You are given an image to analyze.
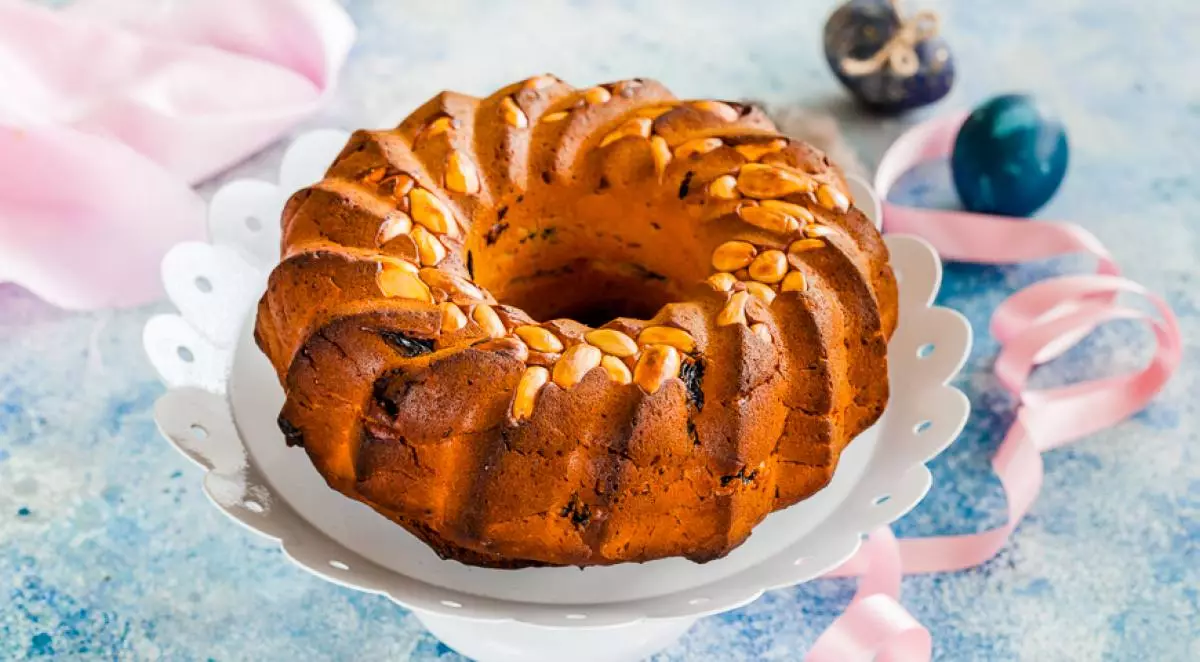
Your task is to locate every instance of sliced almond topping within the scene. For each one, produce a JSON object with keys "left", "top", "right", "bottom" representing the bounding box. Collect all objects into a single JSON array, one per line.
[
  {"left": 377, "top": 212, "right": 413, "bottom": 245},
  {"left": 804, "top": 224, "right": 838, "bottom": 239},
  {"left": 599, "top": 117, "right": 653, "bottom": 148},
  {"left": 361, "top": 166, "right": 387, "bottom": 184},
  {"left": 708, "top": 175, "right": 740, "bottom": 200},
  {"left": 600, "top": 355, "right": 633, "bottom": 385},
  {"left": 691, "top": 100, "right": 740, "bottom": 122},
  {"left": 421, "top": 116, "right": 454, "bottom": 142},
  {"left": 526, "top": 351, "right": 562, "bottom": 367},
  {"left": 816, "top": 183, "right": 850, "bottom": 213},
  {"left": 734, "top": 139, "right": 788, "bottom": 162},
  {"left": 650, "top": 135, "right": 672, "bottom": 179},
  {"left": 584, "top": 329, "right": 639, "bottom": 358},
  {"left": 737, "top": 205, "right": 800, "bottom": 235},
  {"left": 381, "top": 173, "right": 415, "bottom": 200},
  {"left": 711, "top": 240, "right": 758, "bottom": 272},
  {"left": 514, "top": 325, "right": 565, "bottom": 353},
  {"left": 786, "top": 238, "right": 826, "bottom": 268},
  {"left": 383, "top": 257, "right": 420, "bottom": 275},
  {"left": 445, "top": 151, "right": 480, "bottom": 194},
  {"left": 421, "top": 268, "right": 486, "bottom": 303},
  {"left": 377, "top": 261, "right": 432, "bottom": 301},
  {"left": 637, "top": 326, "right": 696, "bottom": 353},
  {"left": 456, "top": 278, "right": 486, "bottom": 302},
  {"left": 408, "top": 188, "right": 458, "bottom": 237},
  {"left": 524, "top": 74, "right": 557, "bottom": 90},
  {"left": 440, "top": 302, "right": 467, "bottom": 332},
  {"left": 552, "top": 343, "right": 603, "bottom": 388},
  {"left": 501, "top": 96, "right": 528, "bottom": 129},
  {"left": 582, "top": 86, "right": 612, "bottom": 105},
  {"left": 479, "top": 336, "right": 529, "bottom": 362},
  {"left": 542, "top": 110, "right": 571, "bottom": 123},
  {"left": 743, "top": 281, "right": 777, "bottom": 305},
  {"left": 760, "top": 199, "right": 816, "bottom": 224},
  {"left": 781, "top": 270, "right": 809, "bottom": 292},
  {"left": 633, "top": 344, "right": 681, "bottom": 394},
  {"left": 716, "top": 290, "right": 750, "bottom": 326},
  {"left": 750, "top": 323, "right": 772, "bottom": 343},
  {"left": 706, "top": 272, "right": 738, "bottom": 292},
  {"left": 635, "top": 104, "right": 677, "bottom": 119},
  {"left": 748, "top": 250, "right": 788, "bottom": 284},
  {"left": 736, "top": 163, "right": 814, "bottom": 199},
  {"left": 512, "top": 366, "right": 550, "bottom": 421},
  {"left": 674, "top": 137, "right": 723, "bottom": 159},
  {"left": 410, "top": 225, "right": 447, "bottom": 266},
  {"left": 471, "top": 304, "right": 507, "bottom": 339}
]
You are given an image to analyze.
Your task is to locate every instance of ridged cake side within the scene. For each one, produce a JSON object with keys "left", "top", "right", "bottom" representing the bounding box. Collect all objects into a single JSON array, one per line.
[{"left": 255, "top": 76, "right": 898, "bottom": 567}]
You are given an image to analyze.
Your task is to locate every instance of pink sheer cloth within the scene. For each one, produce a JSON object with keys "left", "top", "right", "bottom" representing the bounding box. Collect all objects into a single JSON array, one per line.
[
  {"left": 0, "top": 0, "right": 354, "bottom": 309},
  {"left": 805, "top": 113, "right": 1180, "bottom": 661}
]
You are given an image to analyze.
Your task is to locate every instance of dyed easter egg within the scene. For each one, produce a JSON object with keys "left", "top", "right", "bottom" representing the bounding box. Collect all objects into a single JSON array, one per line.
[
  {"left": 951, "top": 94, "right": 1069, "bottom": 217},
  {"left": 823, "top": 0, "right": 954, "bottom": 113}
]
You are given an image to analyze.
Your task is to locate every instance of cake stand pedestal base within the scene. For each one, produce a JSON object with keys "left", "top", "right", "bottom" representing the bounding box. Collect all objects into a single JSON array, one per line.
[{"left": 415, "top": 611, "right": 699, "bottom": 662}]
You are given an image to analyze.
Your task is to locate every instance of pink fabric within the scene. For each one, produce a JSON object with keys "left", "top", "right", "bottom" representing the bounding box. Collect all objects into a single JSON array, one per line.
[
  {"left": 0, "top": 0, "right": 354, "bottom": 309},
  {"left": 806, "top": 114, "right": 1180, "bottom": 661}
]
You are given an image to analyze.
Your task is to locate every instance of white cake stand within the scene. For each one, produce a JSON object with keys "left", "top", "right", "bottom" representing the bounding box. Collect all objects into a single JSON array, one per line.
[{"left": 144, "top": 131, "right": 971, "bottom": 662}]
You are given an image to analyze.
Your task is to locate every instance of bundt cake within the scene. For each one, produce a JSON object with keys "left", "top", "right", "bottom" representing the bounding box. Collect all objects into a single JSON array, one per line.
[{"left": 255, "top": 76, "right": 898, "bottom": 568}]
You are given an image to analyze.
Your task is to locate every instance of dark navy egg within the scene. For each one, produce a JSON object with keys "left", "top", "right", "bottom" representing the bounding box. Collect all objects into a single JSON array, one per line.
[
  {"left": 823, "top": 0, "right": 955, "bottom": 113},
  {"left": 951, "top": 94, "right": 1069, "bottom": 217}
]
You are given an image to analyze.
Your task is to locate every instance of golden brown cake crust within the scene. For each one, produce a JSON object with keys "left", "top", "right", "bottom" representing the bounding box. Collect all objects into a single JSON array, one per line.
[{"left": 254, "top": 76, "right": 898, "bottom": 568}]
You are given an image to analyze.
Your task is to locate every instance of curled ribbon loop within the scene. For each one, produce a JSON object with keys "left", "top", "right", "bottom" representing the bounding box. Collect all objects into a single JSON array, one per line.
[
  {"left": 805, "top": 114, "right": 1181, "bottom": 660},
  {"left": 840, "top": 8, "right": 940, "bottom": 78},
  {"left": 807, "top": 529, "right": 932, "bottom": 662}
]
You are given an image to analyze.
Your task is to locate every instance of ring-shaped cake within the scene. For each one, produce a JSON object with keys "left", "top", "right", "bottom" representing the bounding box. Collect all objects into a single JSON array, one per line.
[{"left": 254, "top": 76, "right": 898, "bottom": 568}]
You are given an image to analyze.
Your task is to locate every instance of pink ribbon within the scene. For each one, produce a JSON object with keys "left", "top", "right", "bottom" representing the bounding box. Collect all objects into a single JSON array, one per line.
[
  {"left": 805, "top": 114, "right": 1181, "bottom": 661},
  {"left": 0, "top": 0, "right": 354, "bottom": 309}
]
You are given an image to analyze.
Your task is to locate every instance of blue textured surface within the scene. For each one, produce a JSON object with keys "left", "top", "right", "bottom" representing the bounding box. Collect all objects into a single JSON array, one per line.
[{"left": 2, "top": 0, "right": 1198, "bottom": 659}]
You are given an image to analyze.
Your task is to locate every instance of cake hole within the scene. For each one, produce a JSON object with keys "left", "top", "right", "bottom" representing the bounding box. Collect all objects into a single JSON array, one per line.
[
  {"left": 688, "top": 597, "right": 710, "bottom": 606},
  {"left": 440, "top": 600, "right": 463, "bottom": 609},
  {"left": 243, "top": 500, "right": 264, "bottom": 513},
  {"left": 487, "top": 258, "right": 685, "bottom": 327},
  {"left": 189, "top": 424, "right": 208, "bottom": 440},
  {"left": 914, "top": 420, "right": 932, "bottom": 435},
  {"left": 793, "top": 557, "right": 808, "bottom": 566},
  {"left": 565, "top": 614, "right": 588, "bottom": 620},
  {"left": 245, "top": 216, "right": 263, "bottom": 233},
  {"left": 469, "top": 195, "right": 701, "bottom": 326},
  {"left": 917, "top": 343, "right": 936, "bottom": 358},
  {"left": 194, "top": 276, "right": 213, "bottom": 293},
  {"left": 329, "top": 560, "right": 349, "bottom": 571},
  {"left": 177, "top": 346, "right": 195, "bottom": 363},
  {"left": 873, "top": 494, "right": 892, "bottom": 506}
]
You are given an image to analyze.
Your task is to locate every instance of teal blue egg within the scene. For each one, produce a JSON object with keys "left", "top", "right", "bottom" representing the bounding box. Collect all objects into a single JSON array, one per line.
[{"left": 951, "top": 94, "right": 1069, "bottom": 217}]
